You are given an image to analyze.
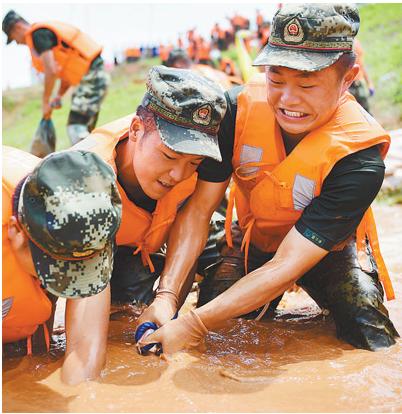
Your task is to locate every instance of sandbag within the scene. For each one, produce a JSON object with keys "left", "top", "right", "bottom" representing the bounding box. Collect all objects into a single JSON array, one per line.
[{"left": 30, "top": 118, "right": 56, "bottom": 158}]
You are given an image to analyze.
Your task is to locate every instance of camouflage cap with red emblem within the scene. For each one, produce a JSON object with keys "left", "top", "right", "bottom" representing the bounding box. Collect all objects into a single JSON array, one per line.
[
  {"left": 141, "top": 65, "right": 227, "bottom": 162},
  {"left": 253, "top": 3, "right": 360, "bottom": 71}
]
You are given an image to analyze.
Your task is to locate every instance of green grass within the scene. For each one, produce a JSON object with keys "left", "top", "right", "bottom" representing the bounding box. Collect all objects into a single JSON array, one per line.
[
  {"left": 2, "top": 59, "right": 157, "bottom": 152},
  {"left": 358, "top": 3, "right": 402, "bottom": 129},
  {"left": 2, "top": 5, "right": 402, "bottom": 150}
]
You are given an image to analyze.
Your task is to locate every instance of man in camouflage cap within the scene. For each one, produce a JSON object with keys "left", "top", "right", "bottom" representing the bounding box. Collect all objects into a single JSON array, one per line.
[
  {"left": 137, "top": 4, "right": 399, "bottom": 356},
  {"left": 2, "top": 10, "right": 110, "bottom": 149},
  {"left": 3, "top": 146, "right": 122, "bottom": 384},
  {"left": 69, "top": 66, "right": 226, "bottom": 345}
]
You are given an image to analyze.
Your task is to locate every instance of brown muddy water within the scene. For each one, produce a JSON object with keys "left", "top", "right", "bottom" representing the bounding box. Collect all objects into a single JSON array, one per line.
[{"left": 3, "top": 204, "right": 402, "bottom": 413}]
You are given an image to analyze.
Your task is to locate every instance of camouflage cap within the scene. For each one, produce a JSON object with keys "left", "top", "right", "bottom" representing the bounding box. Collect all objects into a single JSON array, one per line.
[
  {"left": 2, "top": 10, "right": 26, "bottom": 44},
  {"left": 253, "top": 4, "right": 360, "bottom": 71},
  {"left": 16, "top": 150, "right": 122, "bottom": 298},
  {"left": 141, "top": 65, "right": 227, "bottom": 162}
]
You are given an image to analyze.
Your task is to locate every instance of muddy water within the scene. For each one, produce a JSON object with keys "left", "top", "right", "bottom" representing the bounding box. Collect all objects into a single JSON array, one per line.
[{"left": 3, "top": 204, "right": 402, "bottom": 413}]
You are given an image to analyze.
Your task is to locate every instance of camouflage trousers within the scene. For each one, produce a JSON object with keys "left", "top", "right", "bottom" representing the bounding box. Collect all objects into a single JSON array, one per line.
[
  {"left": 67, "top": 59, "right": 110, "bottom": 145},
  {"left": 197, "top": 222, "right": 399, "bottom": 351},
  {"left": 349, "top": 80, "right": 371, "bottom": 113}
]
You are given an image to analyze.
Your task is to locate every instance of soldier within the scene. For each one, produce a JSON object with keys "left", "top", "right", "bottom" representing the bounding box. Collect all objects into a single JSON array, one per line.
[
  {"left": 137, "top": 4, "right": 399, "bottom": 354},
  {"left": 2, "top": 10, "right": 110, "bottom": 145},
  {"left": 3, "top": 147, "right": 122, "bottom": 384},
  {"left": 71, "top": 66, "right": 227, "bottom": 314},
  {"left": 348, "top": 38, "right": 375, "bottom": 113}
]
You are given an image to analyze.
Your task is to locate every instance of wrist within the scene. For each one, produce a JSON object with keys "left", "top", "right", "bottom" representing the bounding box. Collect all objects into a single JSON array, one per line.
[
  {"left": 154, "top": 287, "right": 179, "bottom": 309},
  {"left": 184, "top": 310, "right": 209, "bottom": 338}
]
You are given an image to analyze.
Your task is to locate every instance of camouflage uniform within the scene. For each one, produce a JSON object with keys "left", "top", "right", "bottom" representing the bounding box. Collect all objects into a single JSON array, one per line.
[
  {"left": 349, "top": 80, "right": 371, "bottom": 113},
  {"left": 198, "top": 4, "right": 399, "bottom": 351},
  {"left": 198, "top": 222, "right": 399, "bottom": 350},
  {"left": 68, "top": 57, "right": 110, "bottom": 145},
  {"left": 17, "top": 150, "right": 122, "bottom": 298},
  {"left": 105, "top": 65, "right": 227, "bottom": 305}
]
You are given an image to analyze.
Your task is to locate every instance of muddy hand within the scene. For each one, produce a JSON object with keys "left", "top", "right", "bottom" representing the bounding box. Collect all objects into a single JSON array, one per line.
[
  {"left": 137, "top": 289, "right": 178, "bottom": 327},
  {"left": 138, "top": 310, "right": 208, "bottom": 355}
]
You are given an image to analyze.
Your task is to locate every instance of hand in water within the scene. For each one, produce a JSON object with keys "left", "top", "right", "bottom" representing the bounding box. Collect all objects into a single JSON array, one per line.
[
  {"left": 137, "top": 289, "right": 178, "bottom": 327},
  {"left": 137, "top": 310, "right": 208, "bottom": 355}
]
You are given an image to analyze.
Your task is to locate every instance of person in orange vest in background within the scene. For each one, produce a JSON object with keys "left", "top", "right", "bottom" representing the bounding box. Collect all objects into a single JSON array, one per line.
[
  {"left": 71, "top": 66, "right": 227, "bottom": 331},
  {"left": 259, "top": 21, "right": 271, "bottom": 48},
  {"left": 256, "top": 9, "right": 264, "bottom": 31},
  {"left": 349, "top": 38, "right": 375, "bottom": 114},
  {"left": 166, "top": 48, "right": 241, "bottom": 90},
  {"left": 2, "top": 10, "right": 110, "bottom": 146},
  {"left": 137, "top": 4, "right": 398, "bottom": 355},
  {"left": 195, "top": 37, "right": 212, "bottom": 66},
  {"left": 159, "top": 43, "right": 173, "bottom": 66},
  {"left": 3, "top": 147, "right": 122, "bottom": 384},
  {"left": 229, "top": 12, "right": 250, "bottom": 33},
  {"left": 125, "top": 47, "right": 141, "bottom": 63},
  {"left": 210, "top": 23, "right": 220, "bottom": 45}
]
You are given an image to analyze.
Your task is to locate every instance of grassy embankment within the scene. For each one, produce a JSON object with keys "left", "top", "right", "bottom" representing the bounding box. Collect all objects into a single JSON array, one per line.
[
  {"left": 2, "top": 4, "right": 401, "bottom": 149},
  {"left": 2, "top": 58, "right": 159, "bottom": 151}
]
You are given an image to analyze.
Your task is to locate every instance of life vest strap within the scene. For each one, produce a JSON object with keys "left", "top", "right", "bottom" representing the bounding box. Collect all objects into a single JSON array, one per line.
[
  {"left": 225, "top": 184, "right": 236, "bottom": 248},
  {"left": 27, "top": 335, "right": 32, "bottom": 356},
  {"left": 240, "top": 217, "right": 256, "bottom": 274},
  {"left": 133, "top": 246, "right": 155, "bottom": 274}
]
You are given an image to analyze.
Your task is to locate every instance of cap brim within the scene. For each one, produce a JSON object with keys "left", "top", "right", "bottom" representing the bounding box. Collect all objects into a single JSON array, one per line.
[
  {"left": 253, "top": 43, "right": 344, "bottom": 72},
  {"left": 155, "top": 116, "right": 222, "bottom": 162},
  {"left": 29, "top": 239, "right": 114, "bottom": 298}
]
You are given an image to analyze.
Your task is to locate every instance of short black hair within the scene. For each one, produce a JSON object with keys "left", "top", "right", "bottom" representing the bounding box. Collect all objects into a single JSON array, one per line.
[
  {"left": 136, "top": 105, "right": 156, "bottom": 135},
  {"left": 333, "top": 51, "right": 357, "bottom": 79}
]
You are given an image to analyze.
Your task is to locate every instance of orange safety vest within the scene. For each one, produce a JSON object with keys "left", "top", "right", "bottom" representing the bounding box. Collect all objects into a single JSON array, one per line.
[
  {"left": 72, "top": 115, "right": 198, "bottom": 272},
  {"left": 226, "top": 75, "right": 394, "bottom": 300},
  {"left": 125, "top": 48, "right": 141, "bottom": 58},
  {"left": 25, "top": 21, "right": 102, "bottom": 86},
  {"left": 2, "top": 146, "right": 52, "bottom": 346}
]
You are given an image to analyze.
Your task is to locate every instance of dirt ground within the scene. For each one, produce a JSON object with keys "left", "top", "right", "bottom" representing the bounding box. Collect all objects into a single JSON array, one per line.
[{"left": 3, "top": 202, "right": 401, "bottom": 413}]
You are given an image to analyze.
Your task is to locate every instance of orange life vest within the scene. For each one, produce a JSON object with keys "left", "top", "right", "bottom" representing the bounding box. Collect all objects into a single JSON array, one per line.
[
  {"left": 72, "top": 115, "right": 198, "bottom": 272},
  {"left": 125, "top": 48, "right": 141, "bottom": 58},
  {"left": 226, "top": 75, "right": 394, "bottom": 300},
  {"left": 2, "top": 146, "right": 52, "bottom": 345},
  {"left": 25, "top": 21, "right": 102, "bottom": 86}
]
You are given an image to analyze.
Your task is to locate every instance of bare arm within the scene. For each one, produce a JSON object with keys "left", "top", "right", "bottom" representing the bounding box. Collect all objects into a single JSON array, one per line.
[
  {"left": 61, "top": 284, "right": 110, "bottom": 385},
  {"left": 197, "top": 227, "right": 328, "bottom": 328},
  {"left": 57, "top": 79, "right": 71, "bottom": 98},
  {"left": 161, "top": 178, "right": 230, "bottom": 294},
  {"left": 194, "top": 228, "right": 324, "bottom": 329},
  {"left": 137, "top": 179, "right": 229, "bottom": 326},
  {"left": 140, "top": 227, "right": 329, "bottom": 354},
  {"left": 40, "top": 50, "right": 58, "bottom": 118}
]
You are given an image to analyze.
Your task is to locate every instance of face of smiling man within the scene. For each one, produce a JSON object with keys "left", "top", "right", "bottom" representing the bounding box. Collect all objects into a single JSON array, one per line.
[{"left": 265, "top": 64, "right": 355, "bottom": 141}]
